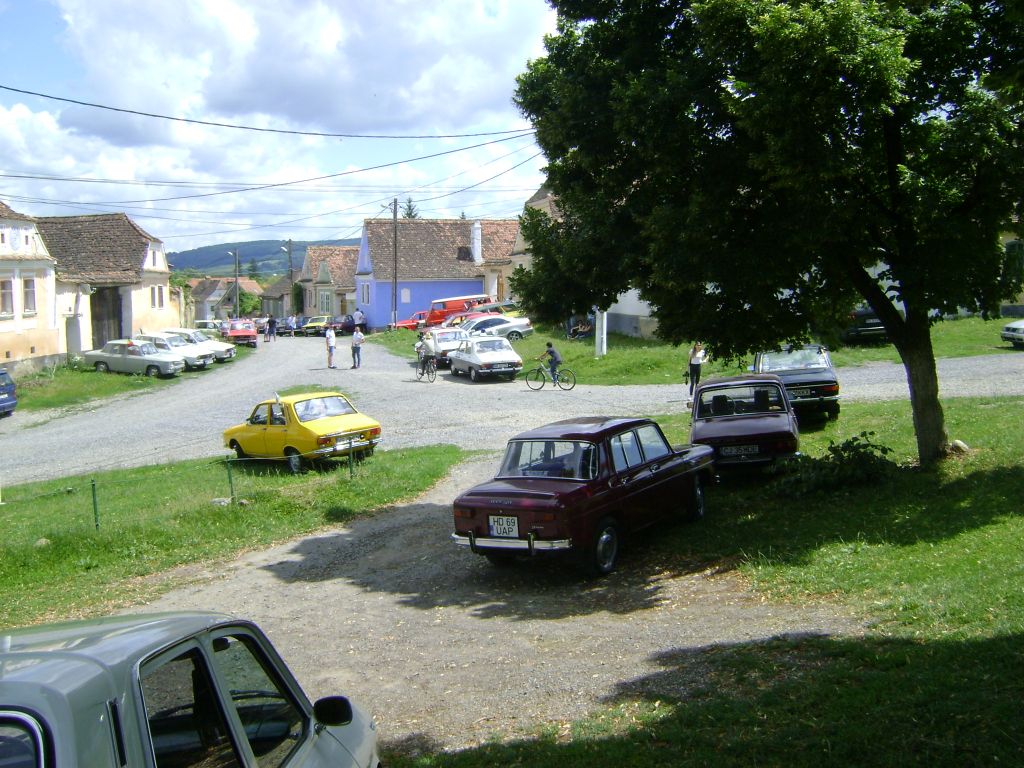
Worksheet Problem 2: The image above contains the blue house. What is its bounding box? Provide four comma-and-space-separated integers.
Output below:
354, 218, 520, 329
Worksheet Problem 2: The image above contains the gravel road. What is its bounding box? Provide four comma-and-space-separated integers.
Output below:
4, 338, 1022, 752
3, 335, 1023, 486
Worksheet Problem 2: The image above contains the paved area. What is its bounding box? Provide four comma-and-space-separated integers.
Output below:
2, 335, 1022, 485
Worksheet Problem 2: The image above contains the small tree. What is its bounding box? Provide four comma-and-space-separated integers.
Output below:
402, 197, 420, 218
291, 282, 304, 314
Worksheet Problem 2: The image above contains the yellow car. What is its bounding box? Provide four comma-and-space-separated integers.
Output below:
223, 392, 382, 472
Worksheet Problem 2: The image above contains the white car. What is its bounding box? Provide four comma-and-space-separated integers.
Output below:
422, 328, 470, 367
134, 331, 215, 370
448, 336, 523, 382
164, 326, 237, 362
1000, 319, 1024, 349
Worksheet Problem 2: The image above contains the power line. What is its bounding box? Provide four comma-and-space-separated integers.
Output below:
0, 83, 537, 140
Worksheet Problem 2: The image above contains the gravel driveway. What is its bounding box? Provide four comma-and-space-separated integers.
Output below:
4, 338, 1023, 752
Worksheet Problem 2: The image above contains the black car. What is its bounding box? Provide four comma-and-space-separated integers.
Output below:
329, 314, 357, 334
840, 305, 888, 342
0, 367, 16, 417
751, 344, 840, 419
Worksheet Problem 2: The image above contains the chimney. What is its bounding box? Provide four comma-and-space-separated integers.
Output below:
471, 220, 483, 264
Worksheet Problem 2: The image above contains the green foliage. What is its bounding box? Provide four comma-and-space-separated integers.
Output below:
773, 430, 896, 495
402, 196, 420, 218
291, 281, 304, 313
515, 0, 1024, 464
237, 288, 261, 316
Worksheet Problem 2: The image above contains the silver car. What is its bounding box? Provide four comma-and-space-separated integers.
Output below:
83, 339, 185, 377
135, 331, 216, 370
1000, 319, 1024, 349
464, 315, 534, 341
0, 612, 381, 768
164, 327, 237, 362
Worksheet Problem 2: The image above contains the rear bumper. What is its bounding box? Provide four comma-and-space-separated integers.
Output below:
452, 532, 572, 554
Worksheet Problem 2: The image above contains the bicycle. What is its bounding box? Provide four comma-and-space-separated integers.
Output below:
525, 365, 576, 391
415, 354, 437, 382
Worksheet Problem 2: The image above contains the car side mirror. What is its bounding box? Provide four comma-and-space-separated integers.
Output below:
313, 696, 353, 726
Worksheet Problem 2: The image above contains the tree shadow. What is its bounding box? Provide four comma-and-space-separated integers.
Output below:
259, 500, 709, 621
380, 633, 1024, 766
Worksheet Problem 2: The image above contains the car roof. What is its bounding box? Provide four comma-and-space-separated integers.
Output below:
1, 611, 236, 690
696, 373, 785, 391
510, 416, 654, 442
257, 391, 351, 406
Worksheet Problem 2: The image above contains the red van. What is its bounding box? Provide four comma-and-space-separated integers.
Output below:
424, 294, 492, 326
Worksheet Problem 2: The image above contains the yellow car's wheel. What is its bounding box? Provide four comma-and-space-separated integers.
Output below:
285, 448, 303, 474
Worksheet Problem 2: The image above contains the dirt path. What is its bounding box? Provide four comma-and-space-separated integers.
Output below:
134, 453, 863, 753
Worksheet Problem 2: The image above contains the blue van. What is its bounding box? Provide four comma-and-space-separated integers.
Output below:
0, 367, 16, 417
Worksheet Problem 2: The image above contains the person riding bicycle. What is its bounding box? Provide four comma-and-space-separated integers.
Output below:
414, 332, 436, 375
537, 341, 563, 382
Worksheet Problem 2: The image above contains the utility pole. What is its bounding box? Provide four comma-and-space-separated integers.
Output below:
391, 197, 399, 327
227, 249, 240, 319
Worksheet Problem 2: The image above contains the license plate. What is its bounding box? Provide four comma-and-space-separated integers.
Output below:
790, 389, 811, 397
488, 515, 519, 538
721, 445, 758, 456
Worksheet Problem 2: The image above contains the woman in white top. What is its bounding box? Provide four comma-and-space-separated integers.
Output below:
688, 341, 707, 398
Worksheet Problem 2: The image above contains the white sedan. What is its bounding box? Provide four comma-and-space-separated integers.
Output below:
1001, 319, 1024, 349
422, 328, 470, 367
448, 336, 523, 382
164, 327, 237, 362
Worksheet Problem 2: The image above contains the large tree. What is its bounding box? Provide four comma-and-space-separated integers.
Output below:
514, 0, 1024, 466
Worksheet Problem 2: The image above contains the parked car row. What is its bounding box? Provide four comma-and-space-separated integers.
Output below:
83, 326, 241, 378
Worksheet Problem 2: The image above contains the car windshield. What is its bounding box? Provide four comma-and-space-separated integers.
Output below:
696, 385, 786, 418
759, 348, 828, 371
475, 339, 512, 354
293, 396, 357, 422
498, 439, 599, 480
165, 335, 186, 347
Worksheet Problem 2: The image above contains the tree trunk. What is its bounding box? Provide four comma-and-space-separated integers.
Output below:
894, 313, 949, 466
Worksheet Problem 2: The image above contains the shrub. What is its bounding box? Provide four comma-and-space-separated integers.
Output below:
775, 431, 897, 495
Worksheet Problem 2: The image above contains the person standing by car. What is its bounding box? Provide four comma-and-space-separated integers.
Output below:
353, 307, 367, 333
325, 326, 337, 368
267, 315, 277, 341
537, 341, 563, 382
350, 327, 365, 369
687, 341, 707, 402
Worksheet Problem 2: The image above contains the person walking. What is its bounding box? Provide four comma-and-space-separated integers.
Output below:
687, 341, 707, 401
537, 341, 563, 383
267, 315, 277, 341
350, 327, 365, 369
325, 326, 337, 368
352, 307, 367, 333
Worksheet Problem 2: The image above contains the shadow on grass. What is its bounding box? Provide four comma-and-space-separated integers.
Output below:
383, 632, 1024, 767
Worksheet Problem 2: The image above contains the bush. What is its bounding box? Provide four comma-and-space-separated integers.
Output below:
775, 431, 897, 495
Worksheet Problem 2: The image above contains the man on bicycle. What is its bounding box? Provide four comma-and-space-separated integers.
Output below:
415, 332, 436, 376
537, 341, 563, 382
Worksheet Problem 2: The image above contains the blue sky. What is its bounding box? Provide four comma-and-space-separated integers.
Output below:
0, 0, 556, 251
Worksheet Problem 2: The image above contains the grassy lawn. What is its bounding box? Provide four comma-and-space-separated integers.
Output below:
372, 316, 1017, 386
385, 396, 1024, 766
0, 444, 462, 628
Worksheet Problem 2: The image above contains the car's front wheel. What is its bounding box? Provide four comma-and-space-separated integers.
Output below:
584, 517, 620, 577
94, 361, 109, 373
470, 367, 479, 382
229, 440, 246, 459
145, 365, 160, 377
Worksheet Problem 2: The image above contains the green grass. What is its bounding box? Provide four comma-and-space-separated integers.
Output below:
372, 316, 1017, 386
385, 396, 1024, 766
0, 445, 462, 628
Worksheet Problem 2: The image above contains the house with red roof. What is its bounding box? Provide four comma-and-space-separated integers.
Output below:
355, 218, 519, 329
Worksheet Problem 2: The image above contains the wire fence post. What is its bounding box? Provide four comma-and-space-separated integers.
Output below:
91, 478, 99, 530
226, 457, 236, 504
348, 437, 355, 479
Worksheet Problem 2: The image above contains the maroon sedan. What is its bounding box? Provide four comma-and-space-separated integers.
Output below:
690, 375, 800, 467
452, 417, 715, 576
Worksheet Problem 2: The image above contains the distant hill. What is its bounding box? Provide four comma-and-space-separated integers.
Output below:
168, 239, 359, 278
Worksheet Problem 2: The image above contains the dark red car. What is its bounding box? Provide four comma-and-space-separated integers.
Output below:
451, 417, 715, 576
221, 319, 258, 348
690, 375, 800, 468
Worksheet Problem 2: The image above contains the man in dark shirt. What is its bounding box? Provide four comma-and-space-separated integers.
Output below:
537, 341, 563, 382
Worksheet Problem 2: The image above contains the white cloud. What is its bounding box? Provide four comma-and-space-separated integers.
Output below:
0, 0, 556, 249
